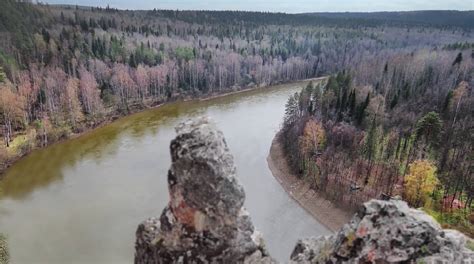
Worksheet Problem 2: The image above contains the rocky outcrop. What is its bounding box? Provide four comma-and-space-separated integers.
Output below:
290, 199, 474, 263
135, 117, 473, 264
135, 117, 274, 264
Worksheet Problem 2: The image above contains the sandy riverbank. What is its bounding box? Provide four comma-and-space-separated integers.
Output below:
267, 133, 352, 232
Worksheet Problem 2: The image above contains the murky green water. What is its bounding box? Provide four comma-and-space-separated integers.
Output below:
0, 81, 330, 263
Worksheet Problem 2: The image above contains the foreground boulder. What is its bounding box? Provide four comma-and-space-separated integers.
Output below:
135, 117, 274, 264
290, 199, 474, 263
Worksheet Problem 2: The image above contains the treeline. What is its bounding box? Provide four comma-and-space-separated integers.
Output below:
281, 49, 473, 236
309, 11, 474, 29
444, 42, 474, 51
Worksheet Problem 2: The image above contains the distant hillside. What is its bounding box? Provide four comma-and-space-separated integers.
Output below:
50, 7, 474, 29
306, 11, 474, 29
50, 6, 371, 27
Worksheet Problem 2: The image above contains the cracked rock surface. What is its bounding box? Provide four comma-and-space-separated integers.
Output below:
290, 199, 474, 263
135, 117, 274, 264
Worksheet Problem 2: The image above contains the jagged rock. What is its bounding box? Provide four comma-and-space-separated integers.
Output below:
135, 117, 274, 264
290, 199, 474, 263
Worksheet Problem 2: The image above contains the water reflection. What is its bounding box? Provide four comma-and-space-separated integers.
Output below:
0, 86, 286, 200
0, 81, 330, 263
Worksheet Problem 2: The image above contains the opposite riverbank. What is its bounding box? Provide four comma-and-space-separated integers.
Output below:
267, 133, 352, 232
0, 78, 326, 178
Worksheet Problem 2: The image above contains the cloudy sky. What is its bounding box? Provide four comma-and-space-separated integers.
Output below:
42, 0, 473, 13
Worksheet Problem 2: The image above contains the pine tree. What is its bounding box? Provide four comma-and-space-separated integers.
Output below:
356, 92, 370, 125
364, 117, 377, 161
348, 89, 356, 116
363, 117, 377, 185
389, 93, 398, 109
129, 53, 137, 68
452, 52, 462, 66
284, 92, 300, 127
415, 111, 442, 149
442, 90, 453, 114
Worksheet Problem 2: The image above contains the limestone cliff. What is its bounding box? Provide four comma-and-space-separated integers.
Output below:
135, 118, 473, 263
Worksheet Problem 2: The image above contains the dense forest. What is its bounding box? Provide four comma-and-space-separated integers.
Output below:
281, 48, 473, 235
0, 2, 473, 234
308, 11, 474, 29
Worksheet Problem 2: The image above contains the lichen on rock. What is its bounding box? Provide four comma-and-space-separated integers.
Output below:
290, 199, 474, 263
135, 117, 274, 264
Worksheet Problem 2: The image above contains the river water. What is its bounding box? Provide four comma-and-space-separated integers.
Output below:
0, 81, 330, 263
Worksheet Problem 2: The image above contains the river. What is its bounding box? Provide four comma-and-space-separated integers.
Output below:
0, 81, 330, 263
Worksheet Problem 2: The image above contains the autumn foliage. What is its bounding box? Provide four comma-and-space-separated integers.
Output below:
404, 160, 439, 208
300, 119, 325, 156
281, 66, 473, 236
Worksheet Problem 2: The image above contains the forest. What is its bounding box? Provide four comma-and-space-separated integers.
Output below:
281, 47, 473, 235
0, 1, 472, 235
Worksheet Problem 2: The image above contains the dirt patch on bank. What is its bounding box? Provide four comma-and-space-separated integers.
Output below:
267, 133, 352, 232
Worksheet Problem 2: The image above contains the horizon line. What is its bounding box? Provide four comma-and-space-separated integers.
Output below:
38, 3, 474, 14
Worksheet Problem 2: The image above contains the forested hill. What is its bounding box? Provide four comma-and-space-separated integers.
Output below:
306, 11, 474, 29
35, 7, 474, 29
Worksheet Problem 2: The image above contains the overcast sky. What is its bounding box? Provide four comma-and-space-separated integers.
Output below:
41, 0, 473, 13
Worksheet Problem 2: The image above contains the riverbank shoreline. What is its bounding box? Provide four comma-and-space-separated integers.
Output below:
198, 76, 328, 102
267, 132, 351, 232
0, 77, 325, 178
0, 101, 162, 179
